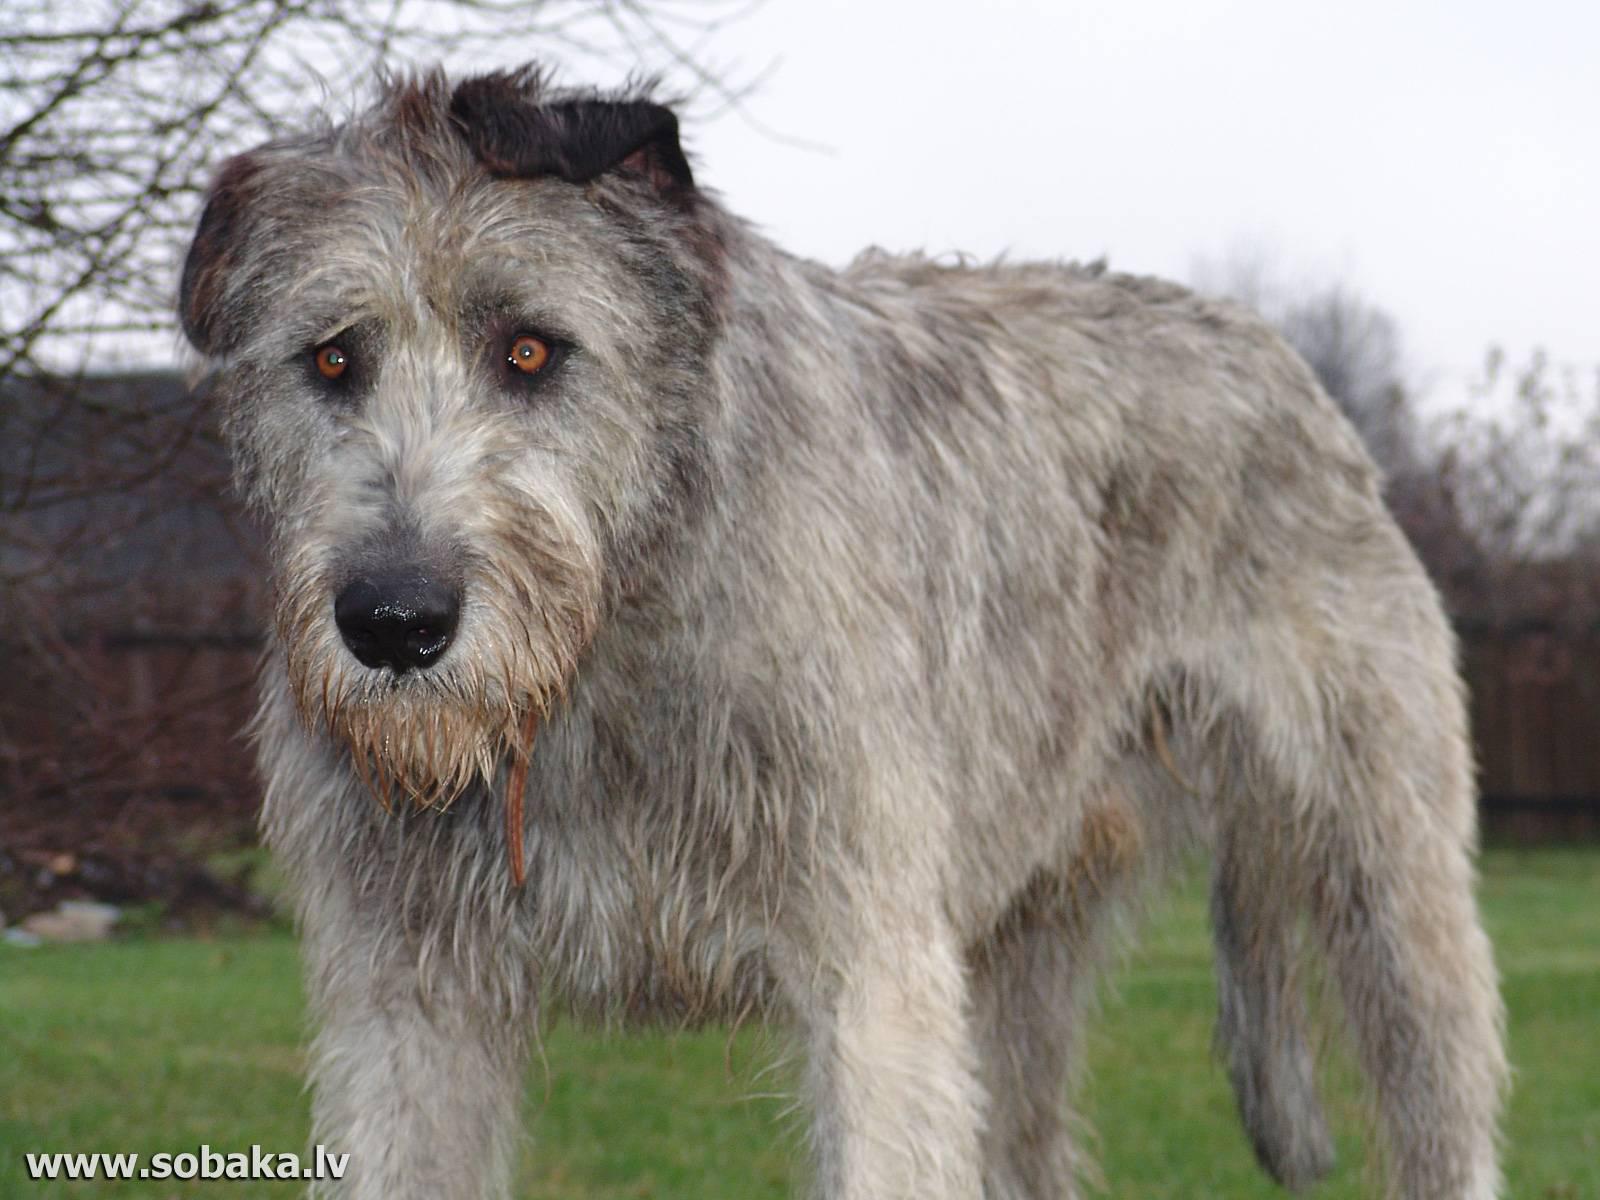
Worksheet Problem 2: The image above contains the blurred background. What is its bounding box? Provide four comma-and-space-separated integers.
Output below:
2, 4, 1596, 1197
3, 0, 1595, 922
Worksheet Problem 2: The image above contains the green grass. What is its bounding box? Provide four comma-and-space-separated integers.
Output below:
2, 848, 1596, 1198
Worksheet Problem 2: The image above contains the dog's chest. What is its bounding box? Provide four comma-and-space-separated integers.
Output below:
519, 808, 781, 1023
511, 700, 796, 1023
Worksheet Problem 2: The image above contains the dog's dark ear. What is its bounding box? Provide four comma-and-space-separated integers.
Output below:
544, 99, 694, 193
179, 153, 263, 355
450, 75, 693, 194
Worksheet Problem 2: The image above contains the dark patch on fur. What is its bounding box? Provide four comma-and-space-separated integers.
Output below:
448, 71, 693, 194
179, 153, 262, 354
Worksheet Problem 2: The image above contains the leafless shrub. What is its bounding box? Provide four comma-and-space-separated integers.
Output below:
1430, 348, 1600, 631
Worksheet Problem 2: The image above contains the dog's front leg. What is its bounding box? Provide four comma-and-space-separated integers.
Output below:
782, 896, 986, 1200
294, 879, 531, 1200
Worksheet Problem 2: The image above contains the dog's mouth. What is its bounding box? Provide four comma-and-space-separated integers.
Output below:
275, 559, 596, 890
333, 697, 541, 888
290, 655, 547, 888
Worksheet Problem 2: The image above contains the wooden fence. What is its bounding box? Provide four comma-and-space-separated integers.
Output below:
1463, 629, 1600, 840
6, 622, 1595, 850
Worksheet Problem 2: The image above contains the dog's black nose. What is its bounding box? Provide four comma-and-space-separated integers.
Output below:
334, 573, 461, 674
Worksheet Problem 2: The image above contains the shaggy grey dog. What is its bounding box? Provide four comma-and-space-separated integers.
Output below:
179, 67, 1506, 1199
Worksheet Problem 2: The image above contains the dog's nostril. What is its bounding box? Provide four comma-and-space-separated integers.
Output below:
334, 573, 461, 674
403, 625, 448, 661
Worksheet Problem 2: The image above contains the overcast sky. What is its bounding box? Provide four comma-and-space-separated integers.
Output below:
573, 0, 1595, 408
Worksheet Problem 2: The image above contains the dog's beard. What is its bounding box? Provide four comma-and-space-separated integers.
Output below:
320, 682, 525, 812
274, 565, 594, 809
283, 644, 552, 885
276, 609, 571, 809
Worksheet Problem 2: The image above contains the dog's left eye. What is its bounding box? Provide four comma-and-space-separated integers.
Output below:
314, 344, 349, 381
507, 334, 551, 376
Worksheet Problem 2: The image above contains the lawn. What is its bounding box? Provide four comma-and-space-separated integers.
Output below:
2, 848, 1596, 1198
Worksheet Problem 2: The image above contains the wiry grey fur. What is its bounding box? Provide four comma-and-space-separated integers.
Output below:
180, 67, 1507, 1199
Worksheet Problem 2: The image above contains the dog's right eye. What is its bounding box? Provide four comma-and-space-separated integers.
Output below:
314, 344, 350, 381
507, 333, 552, 376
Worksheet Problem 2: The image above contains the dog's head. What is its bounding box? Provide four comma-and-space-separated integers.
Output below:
180, 68, 725, 810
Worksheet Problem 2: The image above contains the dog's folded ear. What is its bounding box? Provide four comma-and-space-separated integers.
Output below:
179, 152, 263, 355
449, 74, 694, 196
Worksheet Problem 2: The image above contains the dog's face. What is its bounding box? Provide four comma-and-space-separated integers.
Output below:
180, 69, 722, 807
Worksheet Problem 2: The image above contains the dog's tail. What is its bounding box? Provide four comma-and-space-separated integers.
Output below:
1210, 835, 1337, 1190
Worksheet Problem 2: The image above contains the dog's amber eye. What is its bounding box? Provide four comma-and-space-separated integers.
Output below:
508, 334, 551, 375
314, 344, 348, 381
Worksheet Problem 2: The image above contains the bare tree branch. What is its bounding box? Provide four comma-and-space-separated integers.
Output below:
0, 0, 759, 879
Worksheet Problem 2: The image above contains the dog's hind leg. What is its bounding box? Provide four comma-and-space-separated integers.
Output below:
1212, 799, 1337, 1189
1299, 755, 1505, 1198
968, 793, 1145, 1200
1215, 628, 1506, 1198
969, 892, 1084, 1200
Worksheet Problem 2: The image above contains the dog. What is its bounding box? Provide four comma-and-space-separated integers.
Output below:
179, 66, 1506, 1198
